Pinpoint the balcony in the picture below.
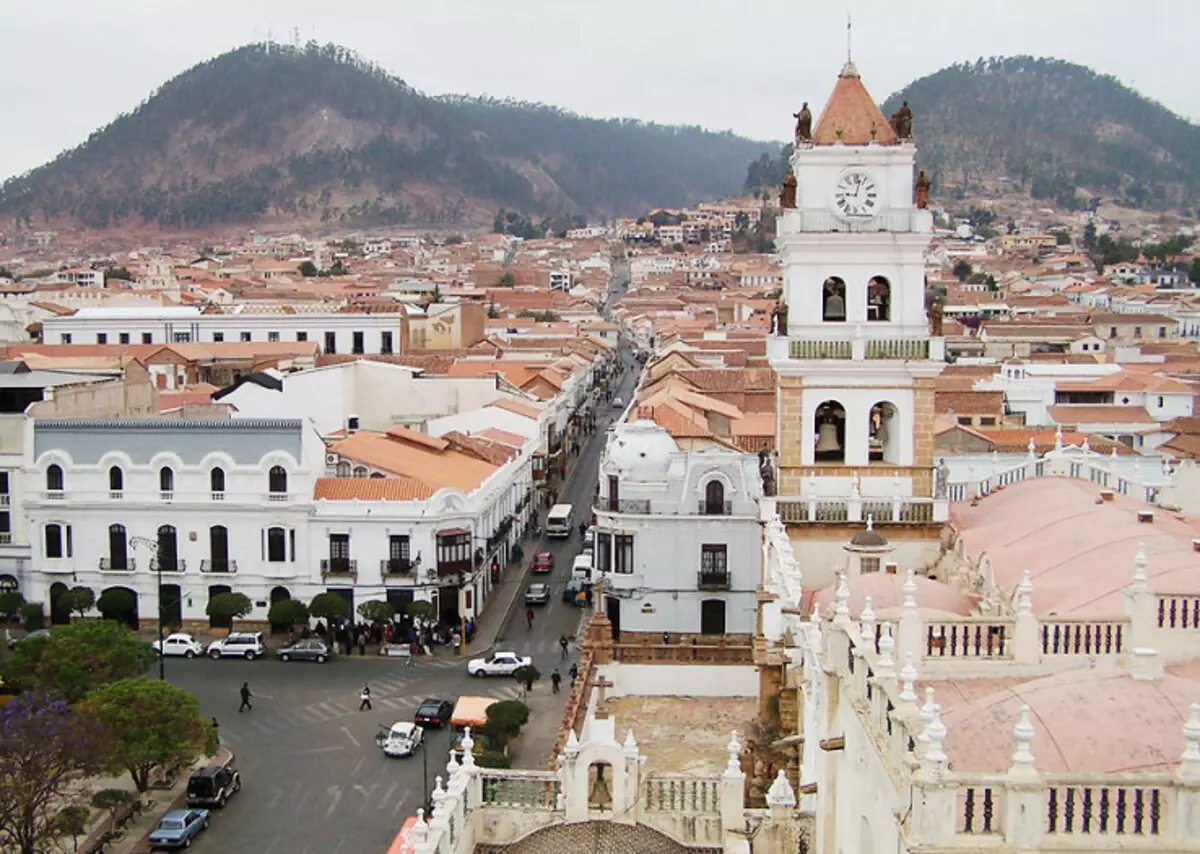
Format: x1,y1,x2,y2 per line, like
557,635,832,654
267,491,290,503
486,517,515,552
767,495,949,525
160,491,175,501
380,558,413,577
47,489,65,500
149,558,186,573
99,557,136,572
698,499,733,516
0,494,11,506
598,499,652,515
436,560,471,578
321,558,358,578
697,570,731,591
200,559,238,574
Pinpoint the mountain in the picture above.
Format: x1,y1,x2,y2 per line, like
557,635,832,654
747,57,1200,215
0,43,769,231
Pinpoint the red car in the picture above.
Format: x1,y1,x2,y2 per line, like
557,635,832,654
532,551,554,574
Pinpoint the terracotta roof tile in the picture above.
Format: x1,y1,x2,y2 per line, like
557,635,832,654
1048,405,1156,425
812,63,898,146
329,431,497,493
314,477,433,501
935,391,1004,415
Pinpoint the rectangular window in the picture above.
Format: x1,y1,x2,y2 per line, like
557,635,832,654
1160,327,1167,338
268,331,280,343
60,334,72,344
700,544,728,581
329,533,350,559
1109,327,1117,338
142,333,153,344
212,332,224,342
1133,327,1142,338
119,333,130,344
297,332,308,342
1158,396,1165,407
352,331,365,354
289,529,296,562
957,416,973,426
96,333,107,344
45,524,63,559
324,332,337,354
0,472,9,493
861,557,881,574
387,535,411,573
596,532,611,573
381,331,393,354
436,531,472,575
979,416,997,426
613,534,634,574
266,528,287,562
0,512,9,534
172,332,191,343
240,331,252,342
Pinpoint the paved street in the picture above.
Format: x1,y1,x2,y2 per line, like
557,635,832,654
168,324,641,852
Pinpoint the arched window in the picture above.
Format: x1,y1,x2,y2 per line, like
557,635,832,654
867,276,891,322
352,466,368,478
208,525,230,573
109,466,124,493
45,523,67,559
814,400,847,464
268,465,288,494
869,401,899,464
210,467,226,494
266,527,287,562
335,461,351,477
823,277,847,322
157,524,179,572
108,524,128,571
159,466,174,494
703,480,727,515
46,464,64,492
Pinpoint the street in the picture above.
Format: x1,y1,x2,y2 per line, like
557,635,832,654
168,311,641,852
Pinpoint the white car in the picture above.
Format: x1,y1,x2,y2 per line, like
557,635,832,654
206,632,266,660
467,651,532,678
380,722,423,758
153,633,204,659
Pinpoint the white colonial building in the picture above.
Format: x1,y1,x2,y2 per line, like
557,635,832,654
592,421,763,636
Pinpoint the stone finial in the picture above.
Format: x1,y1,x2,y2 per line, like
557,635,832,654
919,687,937,725
1081,437,1091,454
902,570,918,610
726,730,742,775
877,623,896,671
623,728,638,756
1112,446,1119,460
865,515,874,531
1054,425,1064,451
1181,703,1200,765
1027,436,1037,458
461,727,478,770
834,574,851,623
765,769,797,808
1017,570,1033,614
1133,542,1149,585
898,653,918,704
919,704,948,765
1011,705,1036,770
431,775,447,813
859,596,876,645
413,809,429,841
446,748,462,781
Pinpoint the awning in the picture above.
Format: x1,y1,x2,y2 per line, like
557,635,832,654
437,527,469,537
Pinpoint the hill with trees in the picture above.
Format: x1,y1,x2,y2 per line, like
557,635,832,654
748,57,1200,215
0,42,769,231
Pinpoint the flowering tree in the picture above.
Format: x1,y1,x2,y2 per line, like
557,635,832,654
3,619,155,703
0,693,107,854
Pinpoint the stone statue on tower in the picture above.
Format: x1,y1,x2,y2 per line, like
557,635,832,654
780,171,797,209
889,101,914,141
915,170,931,209
793,103,813,146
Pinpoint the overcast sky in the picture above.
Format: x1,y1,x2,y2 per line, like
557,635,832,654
3,0,1197,181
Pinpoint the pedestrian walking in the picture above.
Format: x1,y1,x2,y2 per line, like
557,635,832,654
551,669,562,694
211,717,219,740
238,682,252,713
358,633,367,656
359,683,372,711
559,634,569,660
526,608,535,630
569,662,579,685
407,641,419,666
452,630,461,655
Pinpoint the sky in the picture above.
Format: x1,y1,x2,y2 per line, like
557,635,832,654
3,0,1198,181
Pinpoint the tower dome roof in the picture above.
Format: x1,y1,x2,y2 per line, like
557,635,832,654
605,420,679,482
848,518,889,549
812,63,898,147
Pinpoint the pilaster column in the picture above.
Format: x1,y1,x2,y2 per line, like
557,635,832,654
910,705,955,847
1012,570,1040,664
1125,542,1156,649
1004,705,1044,848
721,731,747,836
897,570,924,662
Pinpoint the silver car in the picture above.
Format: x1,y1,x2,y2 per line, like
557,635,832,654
525,583,550,606
276,639,329,663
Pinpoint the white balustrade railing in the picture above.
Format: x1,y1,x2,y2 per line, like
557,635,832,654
948,450,1162,507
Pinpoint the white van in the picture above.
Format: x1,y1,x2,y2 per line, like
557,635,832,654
571,554,593,580
546,503,574,538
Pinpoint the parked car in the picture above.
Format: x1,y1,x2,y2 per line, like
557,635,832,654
148,808,209,850
611,396,624,410
524,583,550,606
563,579,592,607
467,651,532,678
7,628,51,650
379,721,423,757
206,632,266,660
276,639,329,663
186,765,241,808
153,633,204,659
532,551,554,574
413,698,454,728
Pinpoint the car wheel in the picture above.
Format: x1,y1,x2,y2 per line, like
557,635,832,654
209,650,221,659
184,650,196,659
184,839,191,848
472,669,485,678
316,654,326,663
219,794,226,807
280,653,290,662
244,650,255,660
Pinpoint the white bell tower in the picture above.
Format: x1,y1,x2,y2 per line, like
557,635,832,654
769,62,947,546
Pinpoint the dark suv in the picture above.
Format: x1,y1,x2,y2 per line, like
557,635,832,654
186,765,242,808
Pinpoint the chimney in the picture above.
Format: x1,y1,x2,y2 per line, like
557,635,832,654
348,415,360,433
1129,647,1164,681
1137,511,1155,524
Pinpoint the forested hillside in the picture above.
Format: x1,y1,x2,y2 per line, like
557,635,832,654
0,43,769,230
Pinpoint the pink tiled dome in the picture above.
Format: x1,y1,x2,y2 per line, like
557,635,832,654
941,665,1195,773
808,572,975,617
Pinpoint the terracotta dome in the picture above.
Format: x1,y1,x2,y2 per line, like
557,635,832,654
940,664,1195,773
808,572,974,617
849,526,888,549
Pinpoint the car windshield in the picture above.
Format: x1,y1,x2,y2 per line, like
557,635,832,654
188,779,212,795
390,728,412,740
418,702,439,713
159,819,184,830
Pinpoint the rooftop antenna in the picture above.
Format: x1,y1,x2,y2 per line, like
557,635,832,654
846,12,853,65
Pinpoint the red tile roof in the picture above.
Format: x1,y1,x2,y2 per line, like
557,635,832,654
812,63,899,146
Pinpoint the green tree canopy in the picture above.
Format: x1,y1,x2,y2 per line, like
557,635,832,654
61,586,95,619
952,260,974,282
406,600,435,622
103,266,133,282
206,592,253,628
309,592,350,622
483,699,530,750
0,590,24,618
20,603,44,631
3,620,155,703
84,678,210,793
357,600,395,624
96,588,137,621
298,260,319,277
267,597,310,628
496,272,516,287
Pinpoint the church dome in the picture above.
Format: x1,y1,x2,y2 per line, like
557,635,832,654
809,572,974,617
604,421,678,482
848,523,888,549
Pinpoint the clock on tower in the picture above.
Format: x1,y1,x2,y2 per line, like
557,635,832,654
833,170,878,219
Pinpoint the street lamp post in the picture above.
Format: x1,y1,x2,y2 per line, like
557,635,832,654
130,536,165,680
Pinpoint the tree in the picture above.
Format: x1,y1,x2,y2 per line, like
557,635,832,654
96,588,136,623
0,590,24,619
482,699,530,750
1051,230,1071,245
0,693,107,854
309,592,350,623
486,302,501,319
952,260,973,282
496,272,516,287
90,789,132,836
267,598,309,630
357,600,395,625
103,267,133,282
51,805,90,853
61,586,95,620
406,600,435,622
513,664,540,697
205,592,253,629
474,751,511,769
20,603,44,631
2,620,156,703
1190,257,1200,284
298,260,319,277
84,678,210,793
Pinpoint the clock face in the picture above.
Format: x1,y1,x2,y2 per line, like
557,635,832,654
834,171,879,218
